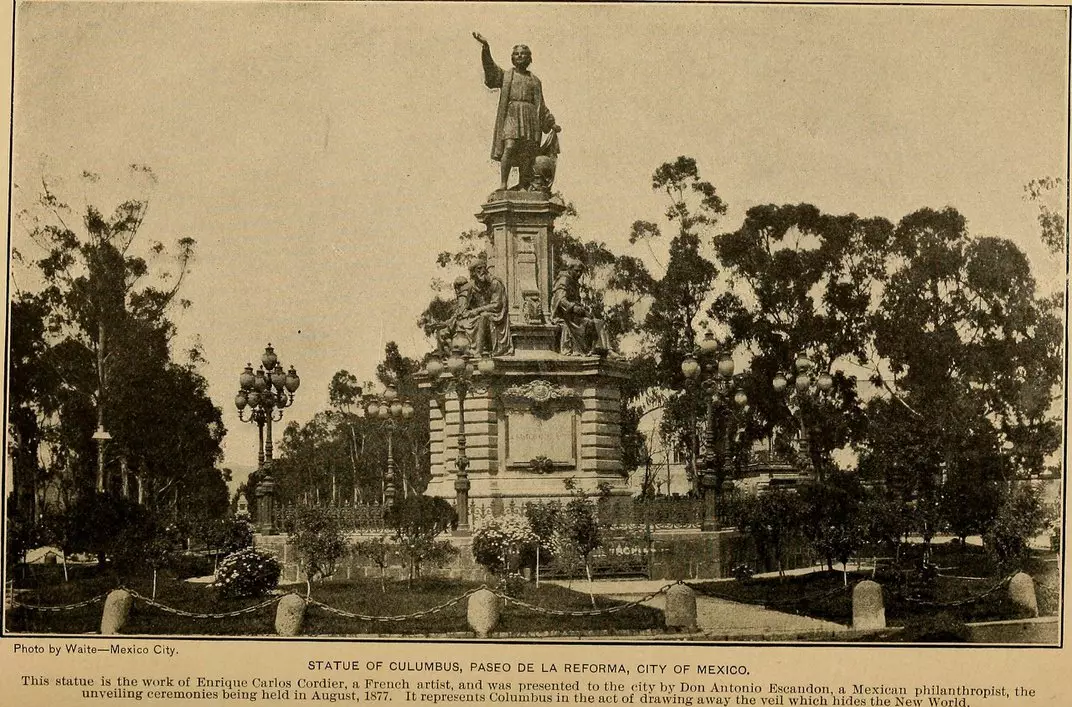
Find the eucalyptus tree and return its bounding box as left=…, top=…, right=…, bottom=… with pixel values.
left=9, top=168, right=225, bottom=539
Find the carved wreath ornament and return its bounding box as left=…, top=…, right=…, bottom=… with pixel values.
left=502, top=379, right=573, bottom=404
left=528, top=456, right=556, bottom=474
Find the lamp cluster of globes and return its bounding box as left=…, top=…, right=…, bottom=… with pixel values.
left=234, top=344, right=301, bottom=413
left=681, top=334, right=749, bottom=410
left=772, top=354, right=834, bottom=395
left=681, top=335, right=835, bottom=410
left=424, top=332, right=496, bottom=378
left=365, top=385, right=415, bottom=421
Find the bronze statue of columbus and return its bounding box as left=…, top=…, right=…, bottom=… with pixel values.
left=473, top=32, right=561, bottom=192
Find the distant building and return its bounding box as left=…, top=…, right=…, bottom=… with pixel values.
left=632, top=410, right=812, bottom=497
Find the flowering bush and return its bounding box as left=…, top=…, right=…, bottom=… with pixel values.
left=213, top=547, right=282, bottom=599
left=472, top=515, right=539, bottom=576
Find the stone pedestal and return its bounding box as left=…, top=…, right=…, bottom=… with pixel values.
left=255, top=471, right=276, bottom=534
left=477, top=192, right=566, bottom=328
left=424, top=355, right=631, bottom=514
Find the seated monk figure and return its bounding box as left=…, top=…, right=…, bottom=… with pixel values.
left=551, top=262, right=611, bottom=356
left=465, top=259, right=513, bottom=356
left=433, top=277, right=478, bottom=356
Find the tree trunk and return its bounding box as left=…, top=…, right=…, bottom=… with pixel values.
left=585, top=558, right=596, bottom=608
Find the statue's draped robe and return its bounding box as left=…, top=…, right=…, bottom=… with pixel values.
left=470, top=276, right=513, bottom=355
left=551, top=272, right=591, bottom=354
left=482, top=48, right=556, bottom=161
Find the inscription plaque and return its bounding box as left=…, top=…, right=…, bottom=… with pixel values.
left=506, top=410, right=576, bottom=467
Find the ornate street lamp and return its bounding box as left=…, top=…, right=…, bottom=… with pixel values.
left=681, top=333, right=749, bottom=531
left=363, top=385, right=416, bottom=507
left=235, top=344, right=300, bottom=533
left=424, top=331, right=496, bottom=533
left=772, top=353, right=834, bottom=481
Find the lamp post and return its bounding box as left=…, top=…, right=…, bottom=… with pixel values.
left=772, top=353, right=833, bottom=482
left=424, top=331, right=496, bottom=534
left=234, top=344, right=300, bottom=533
left=363, top=385, right=416, bottom=507
left=681, top=333, right=748, bottom=531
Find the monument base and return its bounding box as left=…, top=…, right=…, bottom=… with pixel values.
left=422, top=351, right=631, bottom=524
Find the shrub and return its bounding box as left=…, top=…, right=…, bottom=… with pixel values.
left=983, top=485, right=1054, bottom=568
left=288, top=505, right=350, bottom=596
left=171, top=553, right=216, bottom=579
left=213, top=547, right=282, bottom=599
left=471, top=515, right=538, bottom=576
left=352, top=535, right=396, bottom=592
left=217, top=516, right=255, bottom=554
left=385, top=495, right=458, bottom=583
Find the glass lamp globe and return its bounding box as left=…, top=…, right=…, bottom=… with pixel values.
left=234, top=392, right=248, bottom=410
left=446, top=355, right=466, bottom=375
left=733, top=390, right=748, bottom=407
left=284, top=366, right=301, bottom=393
left=681, top=356, right=700, bottom=378
left=425, top=358, right=444, bottom=377
left=477, top=357, right=496, bottom=374
left=717, top=355, right=735, bottom=378
left=261, top=344, right=278, bottom=371
left=698, top=333, right=718, bottom=355
left=239, top=364, right=255, bottom=390
left=270, top=365, right=286, bottom=390
left=795, top=374, right=811, bottom=392
left=383, top=386, right=399, bottom=402
left=817, top=372, right=834, bottom=391
left=772, top=374, right=788, bottom=392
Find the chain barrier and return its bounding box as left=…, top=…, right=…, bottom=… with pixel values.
left=897, top=571, right=1018, bottom=608
left=497, top=581, right=677, bottom=617
left=10, top=593, right=109, bottom=612
left=125, top=589, right=281, bottom=619
left=306, top=587, right=484, bottom=623
left=686, top=581, right=851, bottom=610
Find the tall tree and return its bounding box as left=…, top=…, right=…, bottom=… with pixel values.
left=627, top=157, right=728, bottom=488
left=9, top=167, right=226, bottom=539
left=713, top=203, right=893, bottom=468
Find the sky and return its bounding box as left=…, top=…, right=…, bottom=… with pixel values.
left=7, top=2, right=1069, bottom=474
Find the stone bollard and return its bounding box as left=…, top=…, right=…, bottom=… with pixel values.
left=664, top=583, right=697, bottom=632
left=1008, top=572, right=1038, bottom=618
left=852, top=580, right=885, bottom=630
left=100, top=589, right=133, bottom=635
left=467, top=588, right=501, bottom=638
left=275, top=594, right=306, bottom=636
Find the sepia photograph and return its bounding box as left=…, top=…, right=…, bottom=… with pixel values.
left=1, top=1, right=1069, bottom=702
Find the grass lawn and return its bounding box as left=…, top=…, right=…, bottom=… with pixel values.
left=691, top=544, right=1059, bottom=628
left=7, top=567, right=663, bottom=636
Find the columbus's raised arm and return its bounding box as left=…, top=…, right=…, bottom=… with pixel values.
left=473, top=31, right=502, bottom=89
